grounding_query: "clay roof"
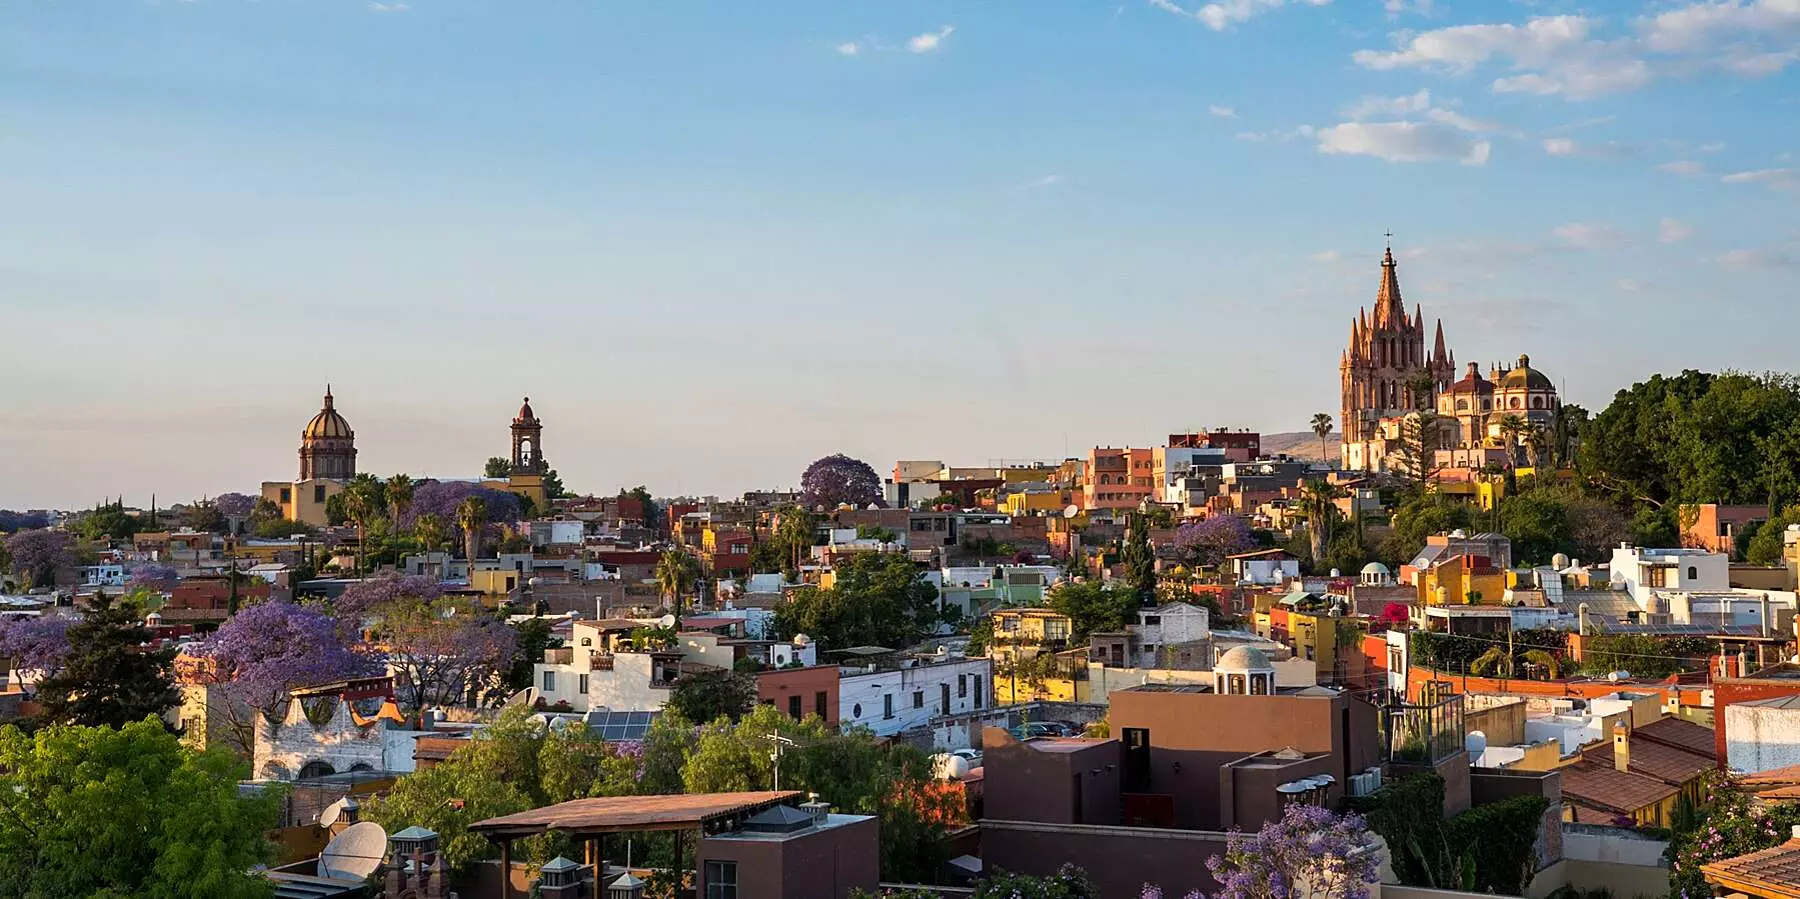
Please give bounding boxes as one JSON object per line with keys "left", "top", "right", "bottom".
{"left": 469, "top": 791, "right": 802, "bottom": 838}
{"left": 1634, "top": 716, "right": 1716, "bottom": 758}
{"left": 1560, "top": 759, "right": 1677, "bottom": 815}
{"left": 1704, "top": 839, "right": 1800, "bottom": 898}
{"left": 1743, "top": 764, "right": 1800, "bottom": 787}
{"left": 1622, "top": 740, "right": 1713, "bottom": 784}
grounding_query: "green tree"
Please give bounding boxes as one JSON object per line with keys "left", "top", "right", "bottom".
{"left": 655, "top": 549, "right": 702, "bottom": 618}
{"left": 1496, "top": 414, "right": 1529, "bottom": 467}
{"left": 1494, "top": 488, "right": 1575, "bottom": 565}
{"left": 666, "top": 667, "right": 757, "bottom": 723}
{"left": 483, "top": 456, "right": 512, "bottom": 478}
{"left": 0, "top": 718, "right": 282, "bottom": 899}
{"left": 1297, "top": 480, "right": 1346, "bottom": 569}
{"left": 541, "top": 469, "right": 567, "bottom": 499}
{"left": 505, "top": 617, "right": 558, "bottom": 692}
{"left": 1119, "top": 512, "right": 1155, "bottom": 603}
{"left": 456, "top": 496, "right": 487, "bottom": 561}
{"left": 627, "top": 486, "right": 663, "bottom": 533}
{"left": 77, "top": 499, "right": 140, "bottom": 542}
{"left": 1745, "top": 505, "right": 1800, "bottom": 566}
{"left": 1395, "top": 412, "right": 1444, "bottom": 485}
{"left": 1311, "top": 412, "right": 1335, "bottom": 462}
{"left": 386, "top": 473, "right": 416, "bottom": 526}
{"left": 1045, "top": 580, "right": 1138, "bottom": 642}
{"left": 35, "top": 589, "right": 179, "bottom": 729}
{"left": 183, "top": 499, "right": 226, "bottom": 533}
{"left": 772, "top": 552, "right": 940, "bottom": 649}
{"left": 772, "top": 507, "right": 817, "bottom": 579}
{"left": 1382, "top": 492, "right": 1473, "bottom": 565}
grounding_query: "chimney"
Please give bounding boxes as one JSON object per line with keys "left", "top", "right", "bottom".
{"left": 800, "top": 792, "right": 831, "bottom": 826}
{"left": 1612, "top": 722, "right": 1630, "bottom": 774}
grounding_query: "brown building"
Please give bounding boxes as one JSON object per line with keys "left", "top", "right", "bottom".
{"left": 756, "top": 665, "right": 840, "bottom": 727}
{"left": 697, "top": 803, "right": 879, "bottom": 899}
{"left": 981, "top": 729, "right": 1122, "bottom": 826}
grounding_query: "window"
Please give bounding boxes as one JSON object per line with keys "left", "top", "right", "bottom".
{"left": 883, "top": 694, "right": 894, "bottom": 719}
{"left": 816, "top": 691, "right": 828, "bottom": 717}
{"left": 973, "top": 676, "right": 983, "bottom": 708}
{"left": 1510, "top": 397, "right": 1522, "bottom": 409}
{"left": 704, "top": 861, "right": 737, "bottom": 899}
{"left": 578, "top": 674, "right": 588, "bottom": 695}
{"left": 940, "top": 683, "right": 951, "bottom": 714}
{"left": 913, "top": 690, "right": 924, "bottom": 709}
{"left": 1687, "top": 566, "right": 1698, "bottom": 580}
{"left": 1142, "top": 615, "right": 1161, "bottom": 626}
{"left": 958, "top": 674, "right": 967, "bottom": 697}
{"left": 314, "top": 485, "right": 327, "bottom": 503}
{"left": 789, "top": 695, "right": 803, "bottom": 719}
{"left": 1456, "top": 399, "right": 1468, "bottom": 411}
{"left": 1122, "top": 727, "right": 1151, "bottom": 792}
{"left": 279, "top": 487, "right": 292, "bottom": 503}
{"left": 542, "top": 671, "right": 556, "bottom": 692}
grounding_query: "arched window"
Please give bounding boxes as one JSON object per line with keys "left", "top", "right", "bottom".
{"left": 1456, "top": 399, "right": 1469, "bottom": 411}
{"left": 1687, "top": 566, "right": 1698, "bottom": 580}
{"left": 1482, "top": 400, "right": 1492, "bottom": 411}
{"left": 298, "top": 760, "right": 336, "bottom": 780}
{"left": 1510, "top": 397, "right": 1522, "bottom": 409}
{"left": 1531, "top": 396, "right": 1544, "bottom": 409}
{"left": 1228, "top": 674, "right": 1246, "bottom": 694}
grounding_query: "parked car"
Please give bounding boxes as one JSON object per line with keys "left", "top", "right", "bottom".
{"left": 1009, "top": 721, "right": 1076, "bottom": 739}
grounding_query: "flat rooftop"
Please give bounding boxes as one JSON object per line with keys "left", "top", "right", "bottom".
{"left": 470, "top": 791, "right": 801, "bottom": 838}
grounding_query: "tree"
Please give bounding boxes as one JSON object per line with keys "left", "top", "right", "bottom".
{"left": 192, "top": 600, "right": 381, "bottom": 755}
{"left": 456, "top": 496, "right": 488, "bottom": 562}
{"left": 5, "top": 528, "right": 75, "bottom": 588}
{"left": 343, "top": 575, "right": 518, "bottom": 711}
{"left": 625, "top": 485, "right": 664, "bottom": 533}
{"left": 505, "top": 617, "right": 557, "bottom": 692}
{"left": 772, "top": 552, "right": 940, "bottom": 650}
{"left": 34, "top": 590, "right": 179, "bottom": 729}
{"left": 183, "top": 499, "right": 226, "bottom": 533}
{"left": 1311, "top": 412, "right": 1336, "bottom": 463}
{"left": 1382, "top": 492, "right": 1473, "bottom": 565}
{"left": 771, "top": 507, "right": 817, "bottom": 578}
{"left": 0, "top": 718, "right": 282, "bottom": 899}
{"left": 213, "top": 492, "right": 256, "bottom": 521}
{"left": 404, "top": 480, "right": 521, "bottom": 533}
{"left": 385, "top": 473, "right": 416, "bottom": 526}
{"left": 1669, "top": 772, "right": 1800, "bottom": 899}
{"left": 655, "top": 549, "right": 702, "bottom": 618}
{"left": 800, "top": 453, "right": 885, "bottom": 510}
{"left": 1045, "top": 581, "right": 1138, "bottom": 642}
{"left": 0, "top": 510, "right": 50, "bottom": 533}
{"left": 1201, "top": 804, "right": 1382, "bottom": 899}
{"left": 254, "top": 518, "right": 314, "bottom": 539}
{"left": 1496, "top": 414, "right": 1529, "bottom": 467}
{"left": 1395, "top": 411, "right": 1444, "bottom": 485}
{"left": 1297, "top": 480, "right": 1347, "bottom": 570}
{"left": 0, "top": 614, "right": 71, "bottom": 682}
{"left": 484, "top": 456, "right": 512, "bottom": 478}
{"left": 667, "top": 667, "right": 758, "bottom": 723}
{"left": 1494, "top": 488, "right": 1575, "bottom": 565}
{"left": 973, "top": 865, "right": 1099, "bottom": 899}
{"left": 1745, "top": 506, "right": 1800, "bottom": 566}
{"left": 1119, "top": 513, "right": 1156, "bottom": 603}
{"left": 413, "top": 512, "right": 449, "bottom": 554}
{"left": 76, "top": 500, "right": 140, "bottom": 542}
{"left": 1171, "top": 516, "right": 1255, "bottom": 569}
{"left": 542, "top": 469, "right": 567, "bottom": 499}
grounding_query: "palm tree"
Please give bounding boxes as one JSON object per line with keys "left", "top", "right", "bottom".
{"left": 1496, "top": 414, "right": 1529, "bottom": 466}
{"left": 655, "top": 549, "right": 700, "bottom": 619}
{"left": 1297, "top": 479, "right": 1347, "bottom": 570}
{"left": 1469, "top": 646, "right": 1561, "bottom": 680}
{"left": 1524, "top": 425, "right": 1550, "bottom": 471}
{"left": 340, "top": 475, "right": 385, "bottom": 576}
{"left": 386, "top": 474, "right": 415, "bottom": 528}
{"left": 1310, "top": 413, "right": 1335, "bottom": 465}
{"left": 456, "top": 497, "right": 487, "bottom": 563}
{"left": 414, "top": 513, "right": 448, "bottom": 554}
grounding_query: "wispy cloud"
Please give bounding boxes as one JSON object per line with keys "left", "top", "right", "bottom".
{"left": 908, "top": 25, "right": 955, "bottom": 53}
{"left": 1721, "top": 167, "right": 1795, "bottom": 184}
{"left": 1658, "top": 217, "right": 1695, "bottom": 243}
{"left": 1717, "top": 248, "right": 1797, "bottom": 268}
{"left": 1384, "top": 0, "right": 1434, "bottom": 19}
{"left": 1315, "top": 121, "right": 1490, "bottom": 165}
{"left": 1023, "top": 174, "right": 1064, "bottom": 189}
{"left": 835, "top": 42, "right": 861, "bottom": 57}
{"left": 1149, "top": 0, "right": 1333, "bottom": 33}
{"left": 1342, "top": 89, "right": 1432, "bottom": 119}
{"left": 1311, "top": 249, "right": 1343, "bottom": 263}
{"left": 1209, "top": 104, "right": 1238, "bottom": 118}
{"left": 1616, "top": 277, "right": 1644, "bottom": 292}
{"left": 1540, "top": 137, "right": 1635, "bottom": 158}
{"left": 367, "top": 1, "right": 409, "bottom": 11}
{"left": 1655, "top": 159, "right": 1708, "bottom": 177}
{"left": 1552, "top": 222, "right": 1626, "bottom": 248}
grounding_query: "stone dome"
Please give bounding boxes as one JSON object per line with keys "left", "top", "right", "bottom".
{"left": 1360, "top": 562, "right": 1391, "bottom": 577}
{"left": 1216, "top": 645, "right": 1272, "bottom": 671}
{"left": 303, "top": 388, "right": 354, "bottom": 440}
{"left": 1499, "top": 354, "right": 1554, "bottom": 391}
{"left": 514, "top": 396, "right": 538, "bottom": 424}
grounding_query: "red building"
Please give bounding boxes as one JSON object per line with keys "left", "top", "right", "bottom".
{"left": 756, "top": 666, "right": 840, "bottom": 728}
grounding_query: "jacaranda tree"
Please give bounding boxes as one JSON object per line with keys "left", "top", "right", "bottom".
{"left": 192, "top": 600, "right": 383, "bottom": 756}
{"left": 800, "top": 453, "right": 885, "bottom": 510}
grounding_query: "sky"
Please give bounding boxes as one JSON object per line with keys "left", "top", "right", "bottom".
{"left": 2, "top": 0, "right": 1797, "bottom": 509}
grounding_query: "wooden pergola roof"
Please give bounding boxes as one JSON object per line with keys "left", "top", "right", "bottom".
{"left": 468, "top": 791, "right": 801, "bottom": 840}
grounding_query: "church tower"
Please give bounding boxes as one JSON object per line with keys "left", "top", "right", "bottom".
{"left": 510, "top": 397, "right": 545, "bottom": 474}
{"left": 1339, "top": 247, "right": 1454, "bottom": 468}
{"left": 298, "top": 386, "right": 357, "bottom": 481}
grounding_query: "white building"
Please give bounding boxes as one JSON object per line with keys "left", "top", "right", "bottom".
{"left": 1134, "top": 602, "right": 1211, "bottom": 654}
{"left": 1725, "top": 695, "right": 1800, "bottom": 774}
{"left": 838, "top": 657, "right": 992, "bottom": 738}
{"left": 1610, "top": 545, "right": 1729, "bottom": 607}
{"left": 81, "top": 564, "right": 125, "bottom": 587}
{"left": 1230, "top": 549, "right": 1302, "bottom": 586}
{"left": 530, "top": 519, "right": 586, "bottom": 548}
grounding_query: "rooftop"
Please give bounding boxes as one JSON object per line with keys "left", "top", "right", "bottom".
{"left": 1705, "top": 839, "right": 1800, "bottom": 897}
{"left": 1635, "top": 716, "right": 1717, "bottom": 757}
{"left": 1560, "top": 759, "right": 1678, "bottom": 816}
{"left": 470, "top": 791, "right": 802, "bottom": 838}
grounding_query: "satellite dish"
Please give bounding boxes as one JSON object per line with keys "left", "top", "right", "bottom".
{"left": 318, "top": 821, "right": 387, "bottom": 881}
{"left": 659, "top": 613, "right": 677, "bottom": 628}
{"left": 1063, "top": 505, "right": 1081, "bottom": 519}
{"left": 1465, "top": 730, "right": 1488, "bottom": 754}
{"left": 319, "top": 796, "right": 349, "bottom": 829}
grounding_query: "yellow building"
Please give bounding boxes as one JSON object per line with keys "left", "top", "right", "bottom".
{"left": 478, "top": 397, "right": 550, "bottom": 511}
{"left": 259, "top": 479, "right": 347, "bottom": 528}
{"left": 1004, "top": 490, "right": 1072, "bottom": 516}
{"left": 989, "top": 608, "right": 1089, "bottom": 702}
{"left": 1417, "top": 554, "right": 1511, "bottom": 606}
{"left": 261, "top": 388, "right": 357, "bottom": 527}
{"left": 468, "top": 567, "right": 524, "bottom": 605}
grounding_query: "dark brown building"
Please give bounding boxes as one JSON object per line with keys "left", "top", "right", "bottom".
{"left": 696, "top": 803, "right": 878, "bottom": 899}
{"left": 981, "top": 729, "right": 1121, "bottom": 826}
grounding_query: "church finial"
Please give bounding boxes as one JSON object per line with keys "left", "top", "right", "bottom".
{"left": 324, "top": 384, "right": 334, "bottom": 409}
{"left": 1373, "top": 243, "right": 1404, "bottom": 327}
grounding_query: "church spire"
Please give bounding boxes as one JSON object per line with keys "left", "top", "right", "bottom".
{"left": 1432, "top": 319, "right": 1447, "bottom": 361}
{"left": 1372, "top": 246, "right": 1405, "bottom": 328}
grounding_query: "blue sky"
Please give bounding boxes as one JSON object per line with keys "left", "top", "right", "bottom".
{"left": 2, "top": 0, "right": 1797, "bottom": 508}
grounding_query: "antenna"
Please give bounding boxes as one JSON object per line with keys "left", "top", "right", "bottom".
{"left": 763, "top": 732, "right": 798, "bottom": 790}
{"left": 318, "top": 821, "right": 387, "bottom": 881}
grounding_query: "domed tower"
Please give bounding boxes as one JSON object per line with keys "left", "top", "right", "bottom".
{"left": 1213, "top": 645, "right": 1275, "bottom": 695}
{"left": 510, "top": 396, "right": 545, "bottom": 474}
{"left": 299, "top": 386, "right": 357, "bottom": 481}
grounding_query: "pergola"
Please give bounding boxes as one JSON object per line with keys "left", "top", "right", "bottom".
{"left": 469, "top": 790, "right": 802, "bottom": 899}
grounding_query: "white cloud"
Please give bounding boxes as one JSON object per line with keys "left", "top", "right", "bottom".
{"left": 1315, "top": 121, "right": 1490, "bottom": 165}
{"left": 1149, "top": 0, "right": 1331, "bottom": 32}
{"left": 1490, "top": 58, "right": 1652, "bottom": 99}
{"left": 1552, "top": 222, "right": 1626, "bottom": 248}
{"left": 1209, "top": 104, "right": 1238, "bottom": 118}
{"left": 1353, "top": 16, "right": 1592, "bottom": 72}
{"left": 367, "top": 1, "right": 409, "bottom": 10}
{"left": 1721, "top": 167, "right": 1795, "bottom": 183}
{"left": 1423, "top": 107, "right": 1508, "bottom": 134}
{"left": 1384, "top": 0, "right": 1434, "bottom": 18}
{"left": 1311, "top": 249, "right": 1343, "bottom": 263}
{"left": 1658, "top": 218, "right": 1695, "bottom": 243}
{"left": 908, "top": 25, "right": 954, "bottom": 53}
{"left": 1698, "top": 142, "right": 1727, "bottom": 153}
{"left": 1717, "top": 248, "right": 1797, "bottom": 267}
{"left": 1342, "top": 89, "right": 1432, "bottom": 119}
{"left": 1023, "top": 174, "right": 1063, "bottom": 189}
{"left": 1616, "top": 277, "right": 1644, "bottom": 292}
{"left": 835, "top": 42, "right": 861, "bottom": 56}
{"left": 1640, "top": 0, "right": 1800, "bottom": 56}
{"left": 1656, "top": 159, "right": 1708, "bottom": 176}
{"left": 1539, "top": 137, "right": 1635, "bottom": 158}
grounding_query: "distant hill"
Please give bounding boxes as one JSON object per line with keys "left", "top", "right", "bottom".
{"left": 1261, "top": 431, "right": 1339, "bottom": 462}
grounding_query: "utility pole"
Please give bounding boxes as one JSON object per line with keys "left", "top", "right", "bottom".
{"left": 763, "top": 732, "right": 796, "bottom": 790}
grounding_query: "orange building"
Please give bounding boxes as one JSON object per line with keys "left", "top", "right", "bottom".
{"left": 1084, "top": 447, "right": 1154, "bottom": 512}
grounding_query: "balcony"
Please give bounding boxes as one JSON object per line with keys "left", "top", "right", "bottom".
{"left": 1381, "top": 694, "right": 1465, "bottom": 766}
{"left": 589, "top": 652, "right": 614, "bottom": 671}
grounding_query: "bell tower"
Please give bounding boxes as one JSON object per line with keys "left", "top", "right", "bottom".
{"left": 510, "top": 397, "right": 545, "bottom": 474}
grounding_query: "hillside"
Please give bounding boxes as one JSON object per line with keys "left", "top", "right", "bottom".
{"left": 1260, "top": 430, "right": 1339, "bottom": 462}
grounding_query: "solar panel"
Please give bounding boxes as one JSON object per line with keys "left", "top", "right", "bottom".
{"left": 586, "top": 710, "right": 658, "bottom": 742}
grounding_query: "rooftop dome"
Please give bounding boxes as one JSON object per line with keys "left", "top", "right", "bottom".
{"left": 1360, "top": 562, "right": 1391, "bottom": 576}
{"left": 514, "top": 396, "right": 537, "bottom": 424}
{"left": 303, "top": 387, "right": 354, "bottom": 440}
{"left": 1499, "top": 354, "right": 1555, "bottom": 391}
{"left": 1216, "top": 645, "right": 1272, "bottom": 671}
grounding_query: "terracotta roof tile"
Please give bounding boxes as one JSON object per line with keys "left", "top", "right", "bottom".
{"left": 1705, "top": 839, "right": 1800, "bottom": 897}
{"left": 1560, "top": 760, "right": 1677, "bottom": 815}
{"left": 1621, "top": 739, "right": 1713, "bottom": 784}
{"left": 1635, "top": 717, "right": 1716, "bottom": 758}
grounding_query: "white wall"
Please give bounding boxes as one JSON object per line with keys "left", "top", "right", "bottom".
{"left": 1609, "top": 547, "right": 1729, "bottom": 607}
{"left": 839, "top": 658, "right": 993, "bottom": 737}
{"left": 1140, "top": 604, "right": 1210, "bottom": 645}
{"left": 1726, "top": 702, "right": 1800, "bottom": 773}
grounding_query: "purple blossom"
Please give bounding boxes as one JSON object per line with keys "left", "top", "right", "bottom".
{"left": 336, "top": 573, "right": 516, "bottom": 710}
{"left": 0, "top": 615, "right": 72, "bottom": 678}
{"left": 800, "top": 454, "right": 885, "bottom": 510}
{"left": 5, "top": 529, "right": 76, "bottom": 588}
{"left": 126, "top": 564, "right": 179, "bottom": 589}
{"left": 212, "top": 493, "right": 257, "bottom": 519}
{"left": 403, "top": 481, "right": 522, "bottom": 532}
{"left": 1200, "top": 803, "right": 1381, "bottom": 899}
{"left": 196, "top": 600, "right": 382, "bottom": 712}
{"left": 1172, "top": 516, "right": 1257, "bottom": 568}
{"left": 333, "top": 573, "right": 444, "bottom": 631}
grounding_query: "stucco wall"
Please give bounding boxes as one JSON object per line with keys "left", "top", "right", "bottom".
{"left": 1725, "top": 701, "right": 1800, "bottom": 773}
